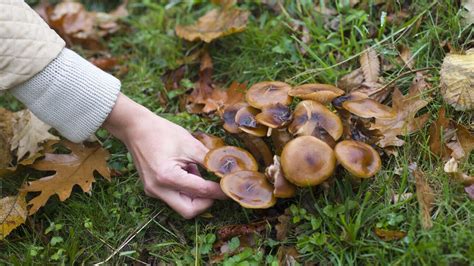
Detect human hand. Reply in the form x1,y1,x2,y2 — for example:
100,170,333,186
104,93,227,218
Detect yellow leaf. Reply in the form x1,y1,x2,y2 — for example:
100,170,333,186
374,228,407,241
21,141,110,214
11,110,59,161
0,194,28,240
440,51,474,111
414,169,435,230
175,7,249,43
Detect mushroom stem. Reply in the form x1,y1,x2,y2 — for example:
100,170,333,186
266,127,273,137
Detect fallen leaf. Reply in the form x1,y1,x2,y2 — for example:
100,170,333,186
90,56,118,71
0,194,28,240
461,0,474,25
440,51,474,111
175,5,249,43
337,68,364,92
217,220,267,241
374,228,407,241
275,209,291,241
443,157,474,185
360,47,380,83
276,246,300,265
21,141,110,214
37,1,128,50
391,193,413,204
413,169,435,230
10,110,59,161
428,108,451,159
0,108,14,168
370,73,431,148
398,45,415,69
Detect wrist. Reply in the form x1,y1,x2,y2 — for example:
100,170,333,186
103,93,154,142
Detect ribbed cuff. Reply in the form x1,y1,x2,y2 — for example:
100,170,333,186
10,48,121,143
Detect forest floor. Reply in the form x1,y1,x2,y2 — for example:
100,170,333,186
1,0,473,265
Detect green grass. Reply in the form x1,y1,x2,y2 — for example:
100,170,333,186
1,0,473,265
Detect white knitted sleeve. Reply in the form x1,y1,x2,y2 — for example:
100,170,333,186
10,48,121,143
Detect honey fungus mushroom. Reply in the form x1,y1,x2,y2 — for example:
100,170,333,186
288,100,343,141
204,146,258,178
222,102,249,134
235,106,268,137
255,103,292,129
246,81,292,109
334,140,381,178
192,131,225,150
289,83,344,104
265,156,296,198
281,136,336,186
221,170,276,208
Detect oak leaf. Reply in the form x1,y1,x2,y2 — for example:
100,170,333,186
10,110,59,161
370,74,431,148
440,51,474,111
175,6,249,43
21,141,110,214
0,194,28,240
360,47,380,83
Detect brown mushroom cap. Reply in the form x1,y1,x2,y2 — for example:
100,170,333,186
235,106,268,137
222,102,248,133
255,103,292,128
332,92,368,109
271,129,293,155
334,140,381,178
221,170,276,209
204,146,258,178
289,83,344,104
288,100,343,141
265,156,296,198
281,136,336,186
193,131,225,150
342,98,395,119
246,81,292,109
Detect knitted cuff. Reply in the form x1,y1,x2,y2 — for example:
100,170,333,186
10,48,121,143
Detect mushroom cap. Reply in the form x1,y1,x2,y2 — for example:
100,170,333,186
204,146,258,178
332,92,368,109
193,131,225,150
221,170,277,209
222,102,248,133
288,100,343,141
342,98,395,119
265,156,296,198
281,136,336,186
255,103,292,128
289,83,344,104
334,140,381,178
235,106,268,137
246,81,292,109
271,129,293,155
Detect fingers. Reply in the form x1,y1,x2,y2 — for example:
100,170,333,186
187,140,209,165
147,185,213,219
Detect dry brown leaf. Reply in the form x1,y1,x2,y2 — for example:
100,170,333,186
275,210,291,241
374,228,407,241
11,110,59,161
0,194,28,240
175,6,249,43
90,56,119,71
276,246,300,265
36,1,128,50
360,47,380,83
0,108,14,168
443,157,474,185
21,141,110,214
398,45,415,69
370,74,431,148
428,108,451,159
338,68,364,92
414,169,435,230
440,51,474,111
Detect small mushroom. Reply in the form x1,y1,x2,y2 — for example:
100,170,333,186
281,136,336,186
193,131,225,150
255,103,292,129
288,100,343,141
204,146,258,178
289,83,344,104
239,134,273,167
342,98,395,119
222,102,249,133
334,140,381,178
235,106,268,137
246,81,292,109
265,156,296,198
221,170,276,209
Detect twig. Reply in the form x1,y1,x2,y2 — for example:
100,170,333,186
95,209,163,265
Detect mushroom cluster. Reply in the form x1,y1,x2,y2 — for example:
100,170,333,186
200,81,382,209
